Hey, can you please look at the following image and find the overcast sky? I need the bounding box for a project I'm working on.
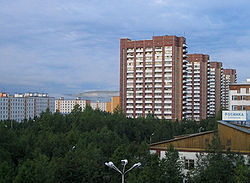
[0,0,250,97]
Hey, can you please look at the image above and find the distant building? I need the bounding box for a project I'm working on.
[120,35,188,120]
[55,96,120,114]
[222,69,237,110]
[185,54,210,121]
[55,97,90,114]
[0,92,55,122]
[229,79,250,111]
[209,62,223,116]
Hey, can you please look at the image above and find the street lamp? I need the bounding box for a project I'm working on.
[105,159,141,183]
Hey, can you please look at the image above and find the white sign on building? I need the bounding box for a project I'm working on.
[222,111,247,121]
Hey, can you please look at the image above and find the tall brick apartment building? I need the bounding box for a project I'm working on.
[120,35,188,120]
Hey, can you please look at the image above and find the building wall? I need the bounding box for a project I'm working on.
[106,102,111,113]
[222,69,237,109]
[218,122,250,153]
[150,132,214,152]
[120,35,187,120]
[111,96,120,112]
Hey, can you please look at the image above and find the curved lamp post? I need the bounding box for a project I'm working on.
[105,159,141,183]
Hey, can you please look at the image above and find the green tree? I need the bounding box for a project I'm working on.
[159,144,183,183]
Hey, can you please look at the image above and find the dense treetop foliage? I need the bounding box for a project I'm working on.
[0,106,248,182]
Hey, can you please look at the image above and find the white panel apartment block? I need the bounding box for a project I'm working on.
[0,97,8,121]
[0,93,55,122]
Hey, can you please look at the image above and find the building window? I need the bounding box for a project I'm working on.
[227,139,231,146]
[232,105,237,111]
[232,95,237,100]
[205,138,209,146]
[184,159,195,170]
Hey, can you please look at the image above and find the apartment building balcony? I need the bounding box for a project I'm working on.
[164,95,172,99]
[183,54,188,58]
[135,95,143,99]
[155,79,162,83]
[136,70,143,73]
[136,48,143,52]
[145,90,152,93]
[136,54,143,58]
[126,110,133,114]
[155,47,162,51]
[126,100,133,103]
[145,69,153,73]
[164,68,172,72]
[136,80,143,84]
[145,100,152,104]
[136,105,143,109]
[145,105,152,109]
[155,84,162,88]
[145,47,153,52]
[135,111,143,114]
[164,73,172,77]
[127,79,134,83]
[145,95,153,98]
[145,65,152,68]
[154,95,162,99]
[164,105,172,109]
[127,95,134,99]
[155,74,162,77]
[127,85,133,88]
[145,74,153,78]
[127,49,134,53]
[127,54,134,58]
[164,100,172,104]
[127,75,134,79]
[127,70,134,74]
[165,57,172,62]
[165,53,172,57]
[136,90,143,94]
[126,106,133,109]
[136,85,143,88]
[155,61,163,65]
[154,105,162,109]
[155,89,162,93]
[136,65,143,68]
[155,68,162,72]
[164,63,172,67]
[155,100,162,104]
[136,100,143,104]
[183,44,188,48]
[164,90,172,94]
